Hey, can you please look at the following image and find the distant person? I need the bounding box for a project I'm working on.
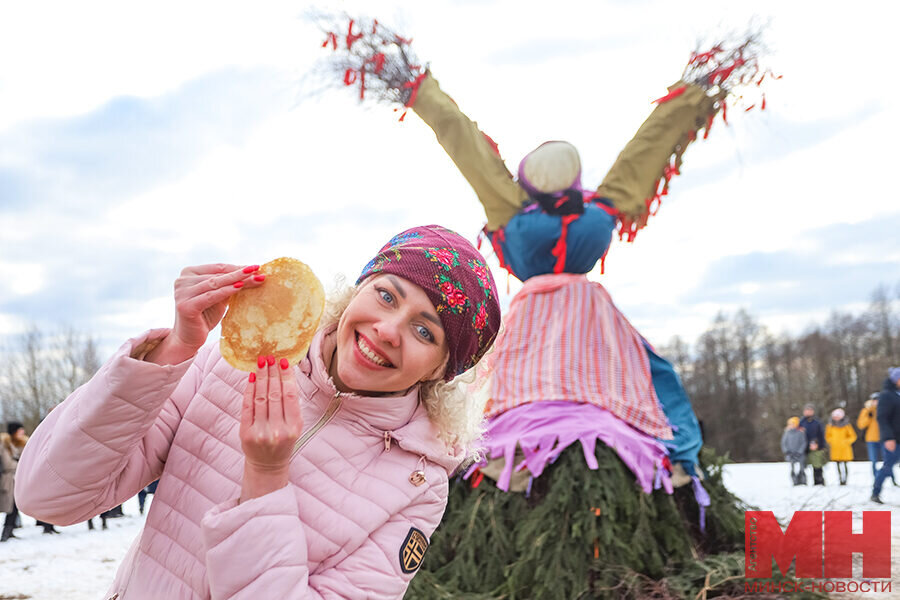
[800,404,826,484]
[137,480,158,515]
[781,417,807,485]
[872,368,900,503]
[1,422,27,542]
[807,440,828,485]
[825,408,856,486]
[857,393,896,483]
[87,507,122,531]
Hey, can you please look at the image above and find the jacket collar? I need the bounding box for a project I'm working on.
[301,325,464,472]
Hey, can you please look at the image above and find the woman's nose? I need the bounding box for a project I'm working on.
[372,317,401,346]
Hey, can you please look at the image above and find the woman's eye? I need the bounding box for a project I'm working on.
[378,288,394,304]
[416,325,435,342]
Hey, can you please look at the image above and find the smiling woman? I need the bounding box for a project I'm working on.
[14,224,500,599]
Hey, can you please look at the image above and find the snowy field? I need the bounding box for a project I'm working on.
[1,461,898,599]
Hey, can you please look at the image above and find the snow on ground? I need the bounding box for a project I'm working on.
[1,462,898,599]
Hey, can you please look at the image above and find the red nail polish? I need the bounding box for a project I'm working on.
[243,265,260,274]
[253,274,266,282]
[266,355,276,366]
[280,358,289,370]
[233,281,244,289]
[257,356,266,368]
[249,372,256,383]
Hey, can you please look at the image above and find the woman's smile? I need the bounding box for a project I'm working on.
[354,331,395,368]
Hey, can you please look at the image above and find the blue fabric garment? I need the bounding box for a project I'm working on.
[873,445,900,497]
[643,343,703,471]
[488,200,616,281]
[876,377,900,442]
[867,441,882,477]
[799,416,826,449]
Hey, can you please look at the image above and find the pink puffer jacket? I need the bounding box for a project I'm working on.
[16,326,461,599]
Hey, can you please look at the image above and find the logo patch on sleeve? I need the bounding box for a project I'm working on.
[400,527,429,574]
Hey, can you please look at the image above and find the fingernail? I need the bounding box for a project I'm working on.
[257,356,266,368]
[253,274,266,282]
[243,265,260,274]
[266,355,276,366]
[280,358,289,370]
[233,281,244,289]
[249,372,256,383]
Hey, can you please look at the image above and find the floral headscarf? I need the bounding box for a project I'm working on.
[357,225,501,380]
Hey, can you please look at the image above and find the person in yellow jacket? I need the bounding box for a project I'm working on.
[826,408,857,485]
[857,394,896,483]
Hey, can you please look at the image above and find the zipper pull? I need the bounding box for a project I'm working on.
[384,430,392,451]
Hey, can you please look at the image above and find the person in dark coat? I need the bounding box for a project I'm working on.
[800,404,826,485]
[872,368,900,503]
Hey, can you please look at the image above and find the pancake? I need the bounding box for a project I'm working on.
[220,257,325,371]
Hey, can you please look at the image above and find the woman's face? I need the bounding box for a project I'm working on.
[12,427,25,441]
[331,274,448,395]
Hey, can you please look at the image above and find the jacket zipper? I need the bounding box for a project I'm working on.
[291,392,342,458]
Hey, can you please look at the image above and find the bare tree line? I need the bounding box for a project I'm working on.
[661,281,900,462]
[0,326,102,432]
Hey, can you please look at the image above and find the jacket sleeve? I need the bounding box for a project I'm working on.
[412,74,526,230]
[780,431,789,456]
[877,394,896,442]
[201,477,448,600]
[857,409,872,431]
[15,329,203,525]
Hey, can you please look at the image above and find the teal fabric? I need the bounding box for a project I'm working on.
[644,343,703,472]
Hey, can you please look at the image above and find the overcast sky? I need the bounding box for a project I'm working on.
[1,0,898,359]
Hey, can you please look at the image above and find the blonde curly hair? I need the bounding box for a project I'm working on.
[320,277,488,455]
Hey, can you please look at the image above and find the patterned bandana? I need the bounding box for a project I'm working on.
[357,225,501,380]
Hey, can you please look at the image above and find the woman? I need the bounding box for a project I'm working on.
[1,423,27,542]
[825,408,857,486]
[16,224,500,599]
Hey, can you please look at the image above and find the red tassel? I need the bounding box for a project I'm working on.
[321,32,338,50]
[652,85,687,105]
[703,113,714,139]
[345,19,363,50]
[343,68,357,86]
[481,132,501,157]
[744,104,755,112]
[402,72,428,108]
[721,100,728,125]
[554,195,569,209]
[367,53,386,74]
[398,109,407,122]
[550,215,579,274]
[761,94,766,110]
[372,19,379,34]
[600,253,606,275]
[358,68,366,100]
[470,469,484,488]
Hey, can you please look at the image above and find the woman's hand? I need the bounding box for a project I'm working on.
[239,355,304,502]
[146,263,264,365]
